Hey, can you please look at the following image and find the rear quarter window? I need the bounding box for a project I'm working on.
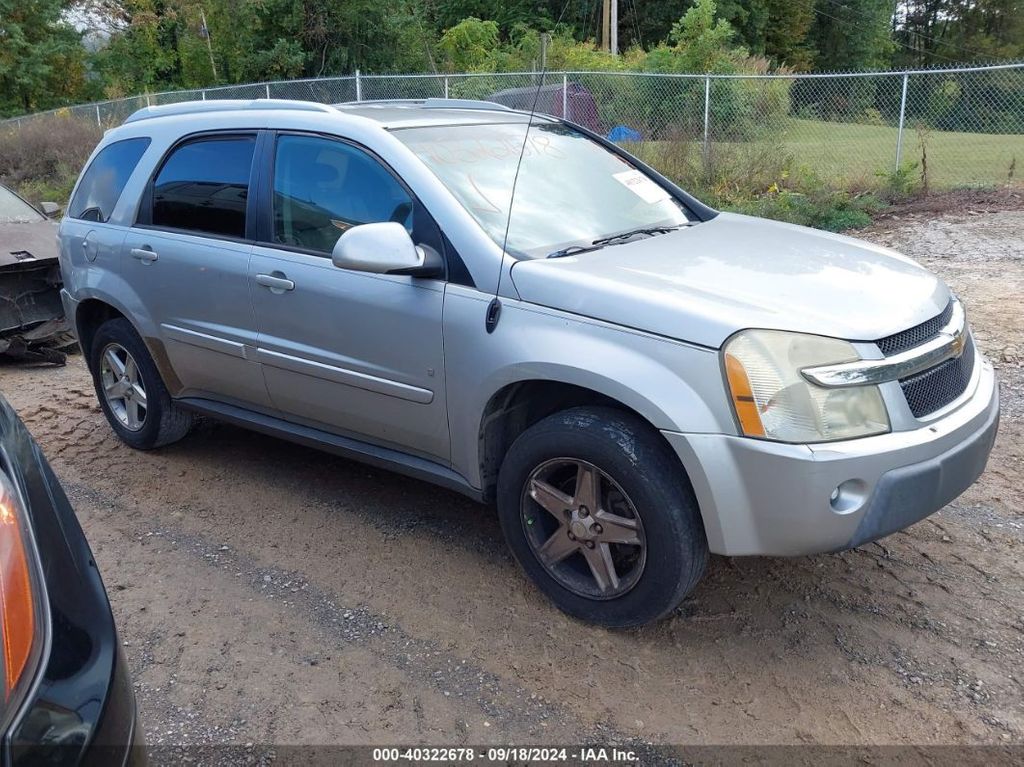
[68,137,151,223]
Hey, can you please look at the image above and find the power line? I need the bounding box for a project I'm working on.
[627,0,643,49]
[820,0,991,62]
[812,6,965,64]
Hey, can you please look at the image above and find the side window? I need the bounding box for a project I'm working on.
[272,134,413,254]
[152,136,255,239]
[68,137,150,222]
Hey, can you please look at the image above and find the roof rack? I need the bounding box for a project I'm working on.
[424,98,512,111]
[123,99,338,124]
[336,97,512,112]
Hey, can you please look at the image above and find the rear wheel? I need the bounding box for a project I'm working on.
[497,406,708,627]
[89,318,192,449]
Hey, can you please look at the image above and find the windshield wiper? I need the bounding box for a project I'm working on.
[591,224,689,247]
[546,223,692,259]
[546,243,606,259]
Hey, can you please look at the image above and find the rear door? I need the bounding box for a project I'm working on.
[248,132,450,462]
[122,132,272,408]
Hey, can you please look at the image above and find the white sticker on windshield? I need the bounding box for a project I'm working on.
[613,170,670,204]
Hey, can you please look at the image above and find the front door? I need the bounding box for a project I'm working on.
[249,133,449,462]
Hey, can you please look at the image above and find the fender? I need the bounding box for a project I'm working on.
[442,286,734,489]
[68,282,183,395]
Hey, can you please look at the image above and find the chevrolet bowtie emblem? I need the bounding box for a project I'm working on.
[948,331,966,357]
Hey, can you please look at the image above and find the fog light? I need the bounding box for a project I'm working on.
[830,479,868,514]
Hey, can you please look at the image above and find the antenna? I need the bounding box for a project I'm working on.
[487,8,573,334]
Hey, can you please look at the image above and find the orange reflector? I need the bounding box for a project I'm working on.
[0,489,35,700]
[725,353,766,438]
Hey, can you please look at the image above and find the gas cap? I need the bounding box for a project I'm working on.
[83,230,99,262]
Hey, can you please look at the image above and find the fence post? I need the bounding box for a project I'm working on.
[895,72,909,172]
[95,104,102,128]
[562,73,569,121]
[702,76,711,169]
[355,69,362,102]
[201,90,207,100]
[444,76,449,99]
[266,83,271,99]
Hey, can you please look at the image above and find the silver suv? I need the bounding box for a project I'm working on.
[58,99,999,627]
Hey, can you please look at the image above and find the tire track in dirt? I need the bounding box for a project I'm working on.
[4,355,1022,744]
[0,209,1021,747]
[62,478,677,760]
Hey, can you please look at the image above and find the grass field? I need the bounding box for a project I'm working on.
[625,115,1021,230]
[631,117,1023,193]
[780,117,1023,189]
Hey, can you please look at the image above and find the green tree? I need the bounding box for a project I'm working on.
[436,0,552,36]
[93,0,439,93]
[94,1,187,95]
[437,16,500,71]
[765,0,816,69]
[809,0,893,70]
[895,0,1024,66]
[644,0,747,73]
[0,0,92,115]
[716,0,769,55]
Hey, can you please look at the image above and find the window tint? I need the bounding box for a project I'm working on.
[68,137,150,222]
[152,136,255,238]
[272,135,413,254]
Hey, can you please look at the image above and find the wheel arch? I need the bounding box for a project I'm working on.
[477,376,693,504]
[74,297,128,360]
[72,292,181,394]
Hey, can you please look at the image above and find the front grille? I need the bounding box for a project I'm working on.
[900,334,975,417]
[876,301,953,356]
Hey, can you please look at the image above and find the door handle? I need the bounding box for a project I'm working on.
[256,272,295,292]
[130,247,158,263]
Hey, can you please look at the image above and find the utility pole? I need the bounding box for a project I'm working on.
[601,0,618,54]
[601,0,610,52]
[610,0,618,55]
[199,8,218,82]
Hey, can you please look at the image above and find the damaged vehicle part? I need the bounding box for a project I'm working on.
[0,185,75,364]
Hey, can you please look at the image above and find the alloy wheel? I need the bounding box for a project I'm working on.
[520,458,647,600]
[99,342,148,432]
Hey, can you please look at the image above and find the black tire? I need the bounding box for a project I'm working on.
[497,406,708,628]
[88,317,193,450]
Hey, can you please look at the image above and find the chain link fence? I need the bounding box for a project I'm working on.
[4,63,1022,193]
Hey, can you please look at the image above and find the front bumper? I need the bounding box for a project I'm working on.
[663,353,999,556]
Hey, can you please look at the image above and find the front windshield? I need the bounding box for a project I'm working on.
[0,185,44,224]
[394,122,692,259]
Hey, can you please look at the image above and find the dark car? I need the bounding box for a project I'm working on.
[0,184,75,364]
[488,82,603,132]
[0,394,142,765]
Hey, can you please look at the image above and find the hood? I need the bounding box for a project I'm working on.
[0,219,59,271]
[510,212,949,349]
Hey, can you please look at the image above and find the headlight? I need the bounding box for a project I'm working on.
[723,329,890,443]
[0,468,44,728]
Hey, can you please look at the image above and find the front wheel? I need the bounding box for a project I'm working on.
[497,407,708,628]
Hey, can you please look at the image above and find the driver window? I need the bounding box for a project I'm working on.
[272,134,413,254]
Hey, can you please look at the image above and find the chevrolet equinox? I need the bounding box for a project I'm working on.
[58,99,999,627]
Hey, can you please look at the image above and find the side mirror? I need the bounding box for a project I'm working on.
[39,202,61,218]
[331,221,443,278]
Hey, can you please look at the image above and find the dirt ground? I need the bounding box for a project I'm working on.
[0,209,1021,756]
